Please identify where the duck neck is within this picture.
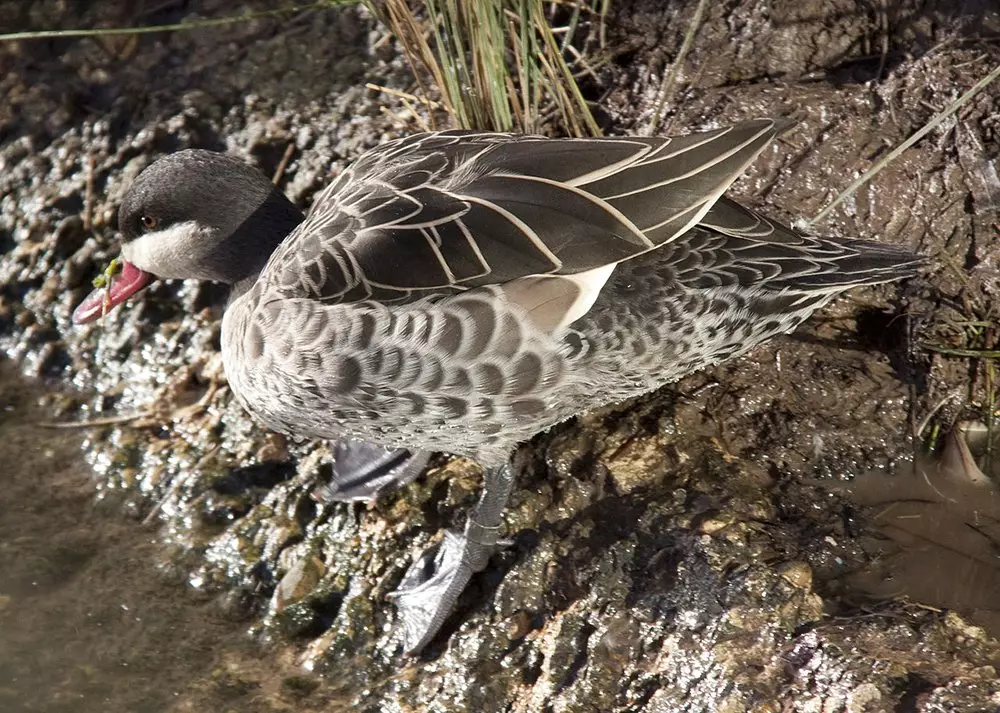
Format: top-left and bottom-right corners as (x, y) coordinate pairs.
(222, 188), (304, 303)
(229, 274), (262, 304)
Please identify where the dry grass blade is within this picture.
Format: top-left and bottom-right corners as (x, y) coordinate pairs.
(370, 0), (604, 136)
(532, 1), (599, 136)
(647, 0), (709, 136)
(922, 346), (1000, 359)
(0, 1), (356, 41)
(810, 60), (1000, 225)
(382, 0), (448, 128)
(36, 413), (153, 428)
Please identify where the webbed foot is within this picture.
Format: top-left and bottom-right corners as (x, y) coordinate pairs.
(313, 440), (431, 504)
(388, 462), (517, 652)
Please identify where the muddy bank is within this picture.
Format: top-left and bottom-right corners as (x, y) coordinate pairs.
(3, 0), (1000, 710)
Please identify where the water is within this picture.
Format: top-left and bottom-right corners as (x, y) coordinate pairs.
(0, 361), (328, 713)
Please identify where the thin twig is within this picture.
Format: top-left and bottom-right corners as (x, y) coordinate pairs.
(810, 61), (1000, 225)
(142, 474), (184, 525)
(647, 0), (709, 136)
(986, 358), (995, 475)
(875, 0), (889, 81)
(83, 154), (95, 232)
(921, 344), (1000, 359)
(271, 143), (295, 185)
(36, 412), (153, 429)
(365, 82), (444, 109)
(142, 447), (217, 525)
(0, 1), (355, 41)
(915, 392), (958, 438)
(399, 96), (430, 132)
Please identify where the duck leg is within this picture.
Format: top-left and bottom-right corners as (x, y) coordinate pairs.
(389, 461), (517, 653)
(313, 441), (431, 504)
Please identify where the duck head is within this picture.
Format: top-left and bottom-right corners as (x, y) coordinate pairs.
(73, 149), (303, 324)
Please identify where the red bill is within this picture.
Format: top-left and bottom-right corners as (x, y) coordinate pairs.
(72, 260), (154, 324)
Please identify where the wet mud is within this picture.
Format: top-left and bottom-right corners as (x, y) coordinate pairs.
(3, 0), (1000, 710)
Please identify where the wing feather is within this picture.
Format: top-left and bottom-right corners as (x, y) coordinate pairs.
(261, 119), (784, 305)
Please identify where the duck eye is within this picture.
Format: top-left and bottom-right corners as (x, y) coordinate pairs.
(140, 215), (158, 230)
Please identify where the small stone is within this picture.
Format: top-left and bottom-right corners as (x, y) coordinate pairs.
(217, 587), (256, 622)
(778, 561), (813, 590)
(60, 252), (95, 289)
(504, 610), (533, 641)
(699, 516), (733, 535)
(273, 555), (325, 612)
(846, 682), (882, 713)
(282, 674), (320, 697)
(52, 215), (86, 259)
(256, 433), (289, 462)
(181, 90), (219, 119)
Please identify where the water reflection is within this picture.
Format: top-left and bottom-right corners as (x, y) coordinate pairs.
(0, 361), (326, 713)
(837, 422), (1000, 637)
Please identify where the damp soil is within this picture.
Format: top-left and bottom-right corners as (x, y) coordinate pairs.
(3, 0), (1000, 711)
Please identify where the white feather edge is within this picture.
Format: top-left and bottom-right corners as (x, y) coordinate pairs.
(501, 263), (617, 333)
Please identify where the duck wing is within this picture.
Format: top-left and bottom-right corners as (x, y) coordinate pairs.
(260, 120), (781, 307)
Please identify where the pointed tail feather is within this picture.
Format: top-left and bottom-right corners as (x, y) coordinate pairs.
(698, 196), (923, 292)
(779, 237), (924, 290)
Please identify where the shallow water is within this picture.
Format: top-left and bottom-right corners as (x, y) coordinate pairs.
(0, 362), (331, 713)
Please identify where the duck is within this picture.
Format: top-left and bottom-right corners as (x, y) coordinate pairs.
(73, 119), (923, 652)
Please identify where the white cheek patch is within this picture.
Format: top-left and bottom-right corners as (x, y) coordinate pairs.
(121, 221), (199, 279)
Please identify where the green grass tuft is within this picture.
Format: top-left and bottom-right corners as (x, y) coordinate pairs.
(370, 0), (606, 136)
